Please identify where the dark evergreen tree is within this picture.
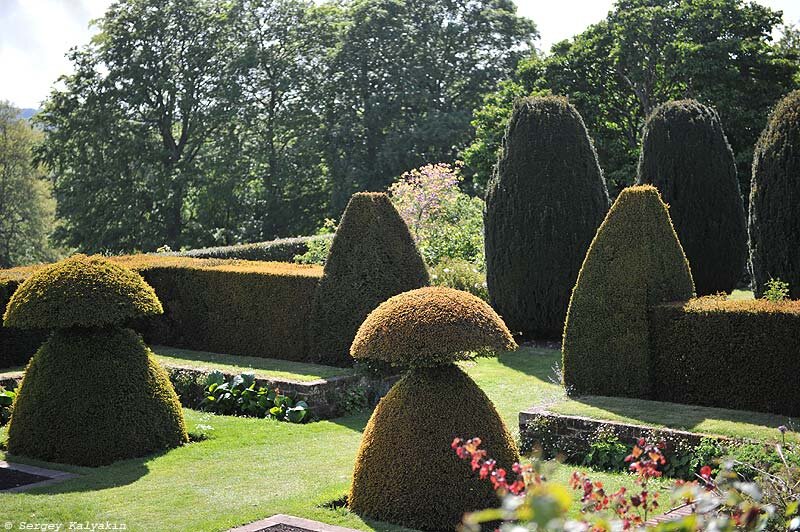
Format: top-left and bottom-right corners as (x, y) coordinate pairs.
(306, 192), (429, 366)
(484, 96), (610, 339)
(749, 91), (800, 298)
(637, 100), (747, 295)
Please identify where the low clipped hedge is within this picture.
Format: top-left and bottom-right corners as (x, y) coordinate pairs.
(164, 234), (333, 262)
(650, 297), (800, 416)
(0, 256), (322, 366)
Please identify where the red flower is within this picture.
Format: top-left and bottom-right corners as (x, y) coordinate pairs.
(700, 465), (712, 480)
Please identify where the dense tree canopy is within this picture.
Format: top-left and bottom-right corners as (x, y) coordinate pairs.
(35, 0), (535, 254)
(464, 0), (799, 197)
(0, 102), (57, 268)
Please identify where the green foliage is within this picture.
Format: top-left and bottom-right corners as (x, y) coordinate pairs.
(325, 0), (537, 212)
(650, 297), (800, 416)
(170, 234), (333, 262)
(464, 0), (798, 198)
(36, 0), (535, 253)
(0, 102), (59, 268)
(7, 328), (188, 466)
(0, 383), (16, 425)
(4, 254), (163, 329)
(637, 100), (747, 296)
(763, 278), (790, 302)
(306, 192), (429, 366)
(430, 258), (488, 301)
(582, 429), (629, 472)
(351, 286), (516, 368)
(749, 90), (800, 298)
(349, 364), (520, 531)
(485, 96), (610, 339)
(199, 371), (308, 423)
(293, 219), (336, 265)
(562, 185), (694, 398)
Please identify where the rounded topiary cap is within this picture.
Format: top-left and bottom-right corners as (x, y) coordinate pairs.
(350, 286), (517, 368)
(3, 254), (163, 329)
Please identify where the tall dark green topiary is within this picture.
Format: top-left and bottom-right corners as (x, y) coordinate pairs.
(637, 100), (747, 295)
(306, 192), (429, 366)
(562, 186), (694, 399)
(485, 96), (609, 339)
(749, 91), (800, 298)
(4, 255), (187, 466)
(349, 287), (519, 531)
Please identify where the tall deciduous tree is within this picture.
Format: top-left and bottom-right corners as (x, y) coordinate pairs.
(0, 102), (58, 268)
(37, 0), (237, 252)
(325, 0), (536, 212)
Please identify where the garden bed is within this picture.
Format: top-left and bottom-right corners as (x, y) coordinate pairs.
(1, 346), (395, 420)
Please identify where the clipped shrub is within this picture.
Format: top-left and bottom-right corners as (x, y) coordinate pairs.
(0, 256), (323, 366)
(351, 286), (515, 368)
(4, 254), (162, 329)
(4, 255), (187, 466)
(562, 185), (694, 398)
(650, 297), (800, 416)
(349, 365), (519, 531)
(166, 234), (334, 262)
(127, 257), (322, 361)
(485, 96), (610, 339)
(749, 90), (800, 298)
(637, 100), (747, 296)
(7, 328), (187, 465)
(349, 286), (519, 531)
(307, 192), (429, 366)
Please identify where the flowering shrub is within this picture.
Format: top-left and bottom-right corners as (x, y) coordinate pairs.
(453, 435), (795, 531)
(389, 163), (484, 268)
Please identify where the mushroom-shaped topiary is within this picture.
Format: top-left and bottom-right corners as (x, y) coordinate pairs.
(4, 254), (163, 329)
(3, 254), (187, 466)
(348, 286), (519, 531)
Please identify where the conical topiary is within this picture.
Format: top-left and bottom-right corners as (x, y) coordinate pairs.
(562, 186), (694, 399)
(306, 192), (429, 366)
(485, 96), (610, 339)
(749, 90), (800, 298)
(348, 286), (519, 531)
(637, 100), (747, 295)
(4, 255), (187, 466)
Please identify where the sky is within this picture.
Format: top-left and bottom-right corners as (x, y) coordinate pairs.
(1, 0), (799, 109)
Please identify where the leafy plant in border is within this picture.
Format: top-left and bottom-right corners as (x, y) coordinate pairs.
(0, 383), (16, 425)
(199, 371), (309, 423)
(763, 278), (790, 302)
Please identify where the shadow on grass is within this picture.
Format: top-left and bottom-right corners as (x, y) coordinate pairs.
(496, 347), (560, 381)
(559, 395), (798, 436)
(4, 449), (168, 495)
(326, 411), (371, 433)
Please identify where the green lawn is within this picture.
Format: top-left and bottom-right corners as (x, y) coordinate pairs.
(151, 346), (351, 382)
(0, 346), (785, 531)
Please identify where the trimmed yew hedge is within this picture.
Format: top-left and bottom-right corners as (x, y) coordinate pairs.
(650, 297), (800, 416)
(165, 234), (333, 262)
(562, 185), (694, 399)
(0, 256), (322, 366)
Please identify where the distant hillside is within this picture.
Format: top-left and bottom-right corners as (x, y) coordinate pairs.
(18, 108), (39, 120)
